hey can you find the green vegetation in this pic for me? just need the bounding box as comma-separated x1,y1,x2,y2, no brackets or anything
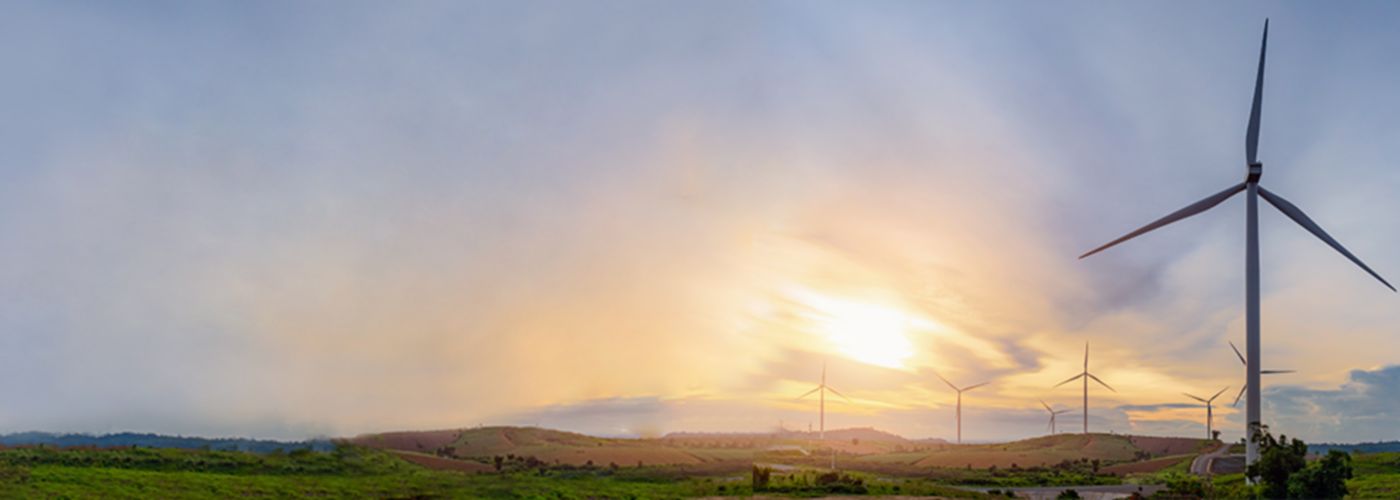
1347,452,1400,499
0,445,741,498
748,466,991,498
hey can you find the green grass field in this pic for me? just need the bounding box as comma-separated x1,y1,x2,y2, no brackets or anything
0,445,742,499
1348,452,1400,499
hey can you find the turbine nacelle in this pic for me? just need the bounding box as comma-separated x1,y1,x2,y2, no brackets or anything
1247,162,1262,183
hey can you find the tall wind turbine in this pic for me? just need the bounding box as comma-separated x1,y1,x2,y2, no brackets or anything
1040,400,1073,435
796,361,849,440
936,373,989,444
1229,341,1294,407
1184,387,1230,440
1078,20,1393,468
1053,342,1115,434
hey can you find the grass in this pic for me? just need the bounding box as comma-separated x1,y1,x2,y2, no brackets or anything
1348,452,1400,499
0,445,742,499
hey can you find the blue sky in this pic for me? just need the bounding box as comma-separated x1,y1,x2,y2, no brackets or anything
1,1,1398,443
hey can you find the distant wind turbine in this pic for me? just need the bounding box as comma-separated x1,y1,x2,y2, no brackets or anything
1229,341,1294,407
796,361,849,440
1040,400,1073,435
1184,387,1230,440
1077,20,1393,468
936,373,989,444
1053,342,1115,434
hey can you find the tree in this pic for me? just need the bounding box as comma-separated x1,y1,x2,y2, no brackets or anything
1286,450,1351,499
1246,429,1308,499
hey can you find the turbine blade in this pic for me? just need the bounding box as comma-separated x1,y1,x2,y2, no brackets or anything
1041,400,1053,412
796,386,821,400
1054,373,1086,388
1210,386,1230,402
1230,341,1247,366
1055,409,1073,415
1232,385,1247,407
1262,370,1296,374
1079,183,1247,259
1087,373,1116,392
963,382,991,392
1259,187,1395,291
826,386,852,403
1183,393,1208,404
1246,19,1268,165
935,373,959,392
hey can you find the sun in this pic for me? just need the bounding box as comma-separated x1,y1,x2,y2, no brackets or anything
793,289,918,370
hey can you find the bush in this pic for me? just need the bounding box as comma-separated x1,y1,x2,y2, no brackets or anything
1246,429,1307,499
1286,450,1351,499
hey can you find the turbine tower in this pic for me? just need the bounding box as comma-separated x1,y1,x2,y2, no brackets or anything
936,373,989,444
1184,387,1230,440
1040,400,1073,435
796,361,849,440
1230,341,1294,407
1078,20,1393,468
1053,342,1115,434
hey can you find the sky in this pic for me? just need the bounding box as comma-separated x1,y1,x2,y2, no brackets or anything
1,1,1399,444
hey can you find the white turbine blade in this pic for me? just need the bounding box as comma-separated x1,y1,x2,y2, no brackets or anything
935,373,959,392
1209,386,1230,402
1079,183,1247,259
796,386,821,400
962,382,991,392
826,386,852,403
1229,341,1247,366
1183,393,1208,404
1246,19,1268,165
1262,369,1296,374
1054,373,1086,388
1086,373,1116,392
1259,187,1396,292
1232,385,1247,407
1054,409,1073,415
1041,400,1053,412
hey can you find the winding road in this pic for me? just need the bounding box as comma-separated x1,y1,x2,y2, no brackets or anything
1190,442,1230,475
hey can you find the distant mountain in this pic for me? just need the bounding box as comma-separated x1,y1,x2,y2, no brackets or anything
0,432,333,453
1310,441,1400,454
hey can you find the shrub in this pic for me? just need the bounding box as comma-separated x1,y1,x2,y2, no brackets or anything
1286,450,1351,499
1246,429,1308,499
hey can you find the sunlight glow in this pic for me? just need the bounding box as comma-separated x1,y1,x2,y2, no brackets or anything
793,290,917,369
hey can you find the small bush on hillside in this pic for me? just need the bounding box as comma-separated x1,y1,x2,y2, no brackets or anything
1286,450,1351,499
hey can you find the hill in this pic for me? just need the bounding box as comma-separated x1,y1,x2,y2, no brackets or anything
353,426,745,467
0,432,332,453
354,426,1207,474
856,433,1209,469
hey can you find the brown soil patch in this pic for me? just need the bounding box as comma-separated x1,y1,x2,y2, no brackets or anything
387,450,494,473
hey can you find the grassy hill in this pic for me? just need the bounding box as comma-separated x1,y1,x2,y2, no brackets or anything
861,433,1207,469
354,426,1208,477
353,426,749,467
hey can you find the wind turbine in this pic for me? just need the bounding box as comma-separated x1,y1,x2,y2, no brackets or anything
1053,342,1115,434
935,373,989,444
1040,400,1073,435
796,361,849,440
1229,341,1294,407
1184,387,1230,440
1077,20,1393,468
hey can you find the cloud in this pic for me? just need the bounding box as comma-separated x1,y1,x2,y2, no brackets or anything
1254,365,1400,443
